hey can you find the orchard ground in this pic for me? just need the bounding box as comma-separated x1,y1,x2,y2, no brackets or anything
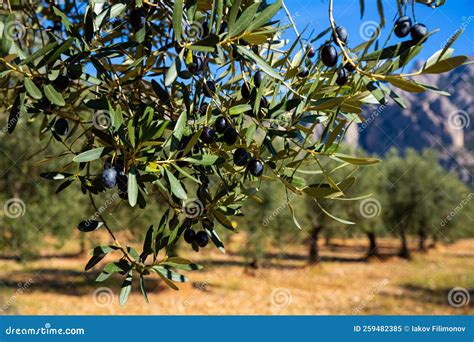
0,235,472,315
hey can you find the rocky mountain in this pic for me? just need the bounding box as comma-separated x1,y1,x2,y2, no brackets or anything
349,61,474,184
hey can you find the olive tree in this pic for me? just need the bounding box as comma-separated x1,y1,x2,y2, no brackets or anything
378,148,471,258
406,150,471,250
0,0,467,304
0,124,89,258
344,151,386,258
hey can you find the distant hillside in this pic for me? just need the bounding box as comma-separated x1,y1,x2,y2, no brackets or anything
349,62,474,185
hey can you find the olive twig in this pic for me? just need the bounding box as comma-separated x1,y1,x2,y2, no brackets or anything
87,168,138,267
282,1,306,51
328,0,423,81
0,58,32,77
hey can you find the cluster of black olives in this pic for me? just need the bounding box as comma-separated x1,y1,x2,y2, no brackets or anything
54,61,82,92
183,228,209,248
130,12,267,186
326,27,351,85
304,17,427,88
306,26,353,86
200,115,237,146
200,114,264,177
234,147,264,177
394,16,428,43
237,71,270,123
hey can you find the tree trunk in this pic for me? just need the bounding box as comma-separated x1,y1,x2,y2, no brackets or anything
249,258,260,269
324,235,331,247
366,231,378,257
418,229,427,252
308,225,322,265
399,227,411,259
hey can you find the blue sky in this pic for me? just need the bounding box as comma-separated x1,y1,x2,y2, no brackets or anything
283,0,474,67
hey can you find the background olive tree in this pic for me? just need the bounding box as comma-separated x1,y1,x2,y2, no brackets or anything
378,148,471,258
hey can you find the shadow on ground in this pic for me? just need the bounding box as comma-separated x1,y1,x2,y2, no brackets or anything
0,268,169,296
394,284,473,308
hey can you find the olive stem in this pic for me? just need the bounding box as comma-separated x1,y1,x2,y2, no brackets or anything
282,1,305,50
87,192,138,266
0,58,32,77
328,0,423,80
